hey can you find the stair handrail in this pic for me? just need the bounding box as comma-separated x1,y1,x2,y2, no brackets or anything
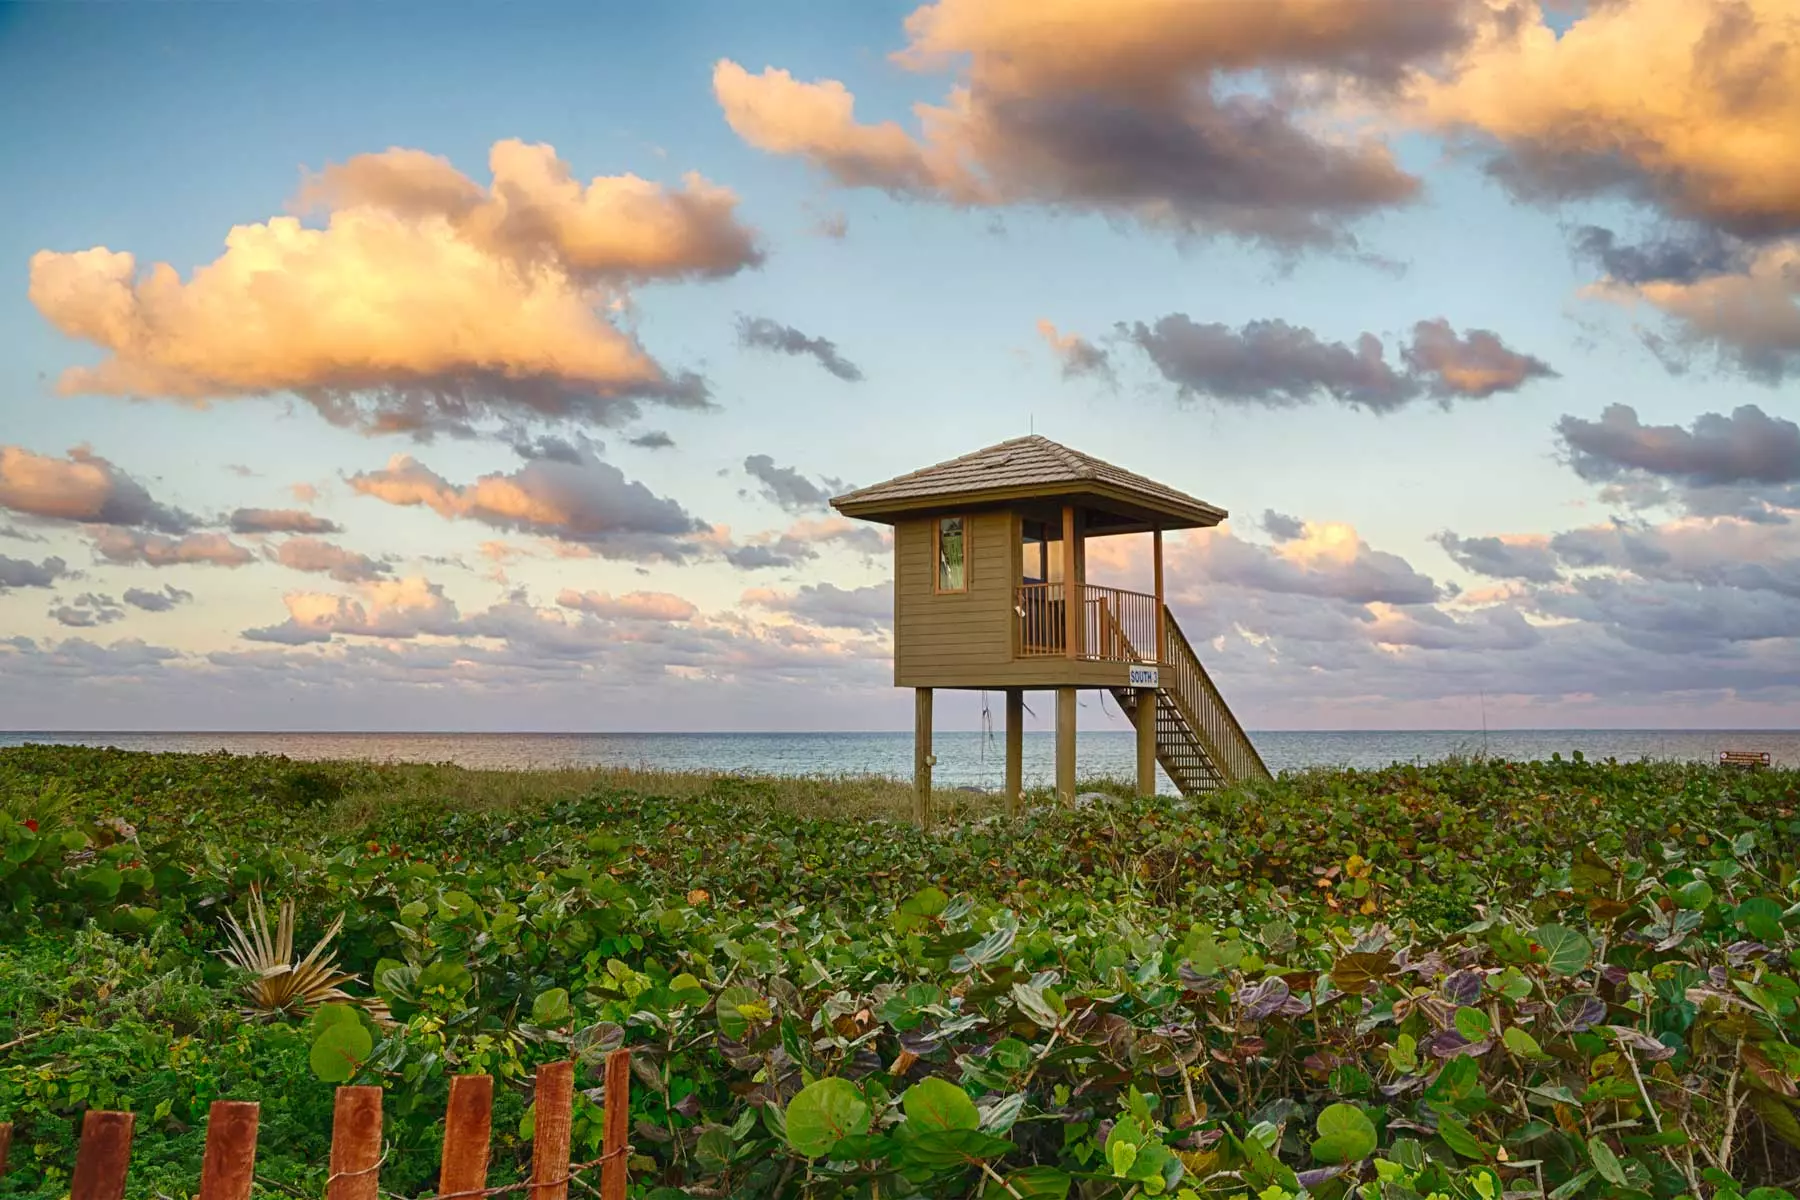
1159,607,1271,782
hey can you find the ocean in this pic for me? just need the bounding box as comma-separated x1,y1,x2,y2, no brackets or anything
2,729,1796,793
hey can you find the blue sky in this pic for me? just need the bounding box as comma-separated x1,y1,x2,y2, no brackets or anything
2,0,1797,733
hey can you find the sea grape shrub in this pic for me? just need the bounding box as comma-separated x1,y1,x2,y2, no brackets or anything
0,747,1798,1196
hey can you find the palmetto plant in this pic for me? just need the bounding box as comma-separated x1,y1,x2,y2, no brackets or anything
218,887,378,1021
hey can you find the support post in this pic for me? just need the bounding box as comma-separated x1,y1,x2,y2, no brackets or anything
326,1088,381,1200
1056,687,1077,806
1153,528,1166,664
1004,688,1023,815
913,687,933,828
1062,505,1079,659
198,1101,260,1200
1136,690,1157,798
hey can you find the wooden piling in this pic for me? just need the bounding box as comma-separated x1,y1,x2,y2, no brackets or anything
327,1086,383,1200
1004,688,1024,815
530,1060,575,1200
198,1100,259,1200
70,1110,134,1200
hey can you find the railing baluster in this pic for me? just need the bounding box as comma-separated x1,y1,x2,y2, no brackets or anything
530,1060,575,1200
440,1074,494,1197
198,1101,259,1200
328,1086,383,1200
70,1110,134,1200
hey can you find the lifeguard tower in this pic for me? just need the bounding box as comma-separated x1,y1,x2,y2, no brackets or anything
831,435,1270,821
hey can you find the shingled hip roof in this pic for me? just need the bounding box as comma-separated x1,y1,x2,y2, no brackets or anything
830,435,1225,529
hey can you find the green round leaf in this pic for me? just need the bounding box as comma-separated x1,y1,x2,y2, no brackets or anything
309,1018,373,1083
1532,923,1592,977
1675,879,1715,910
715,985,767,1039
1311,1103,1377,1164
903,1076,980,1132
784,1077,870,1159
531,987,571,1025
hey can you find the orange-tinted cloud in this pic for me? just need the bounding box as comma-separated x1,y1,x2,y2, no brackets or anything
0,445,193,532
1410,0,1800,237
90,528,254,568
269,536,390,583
716,1,1471,247
30,141,762,437
555,589,699,622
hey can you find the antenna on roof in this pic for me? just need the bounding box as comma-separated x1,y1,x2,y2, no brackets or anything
1029,413,1034,435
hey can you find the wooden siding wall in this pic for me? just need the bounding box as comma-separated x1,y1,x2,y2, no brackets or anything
895,510,1126,689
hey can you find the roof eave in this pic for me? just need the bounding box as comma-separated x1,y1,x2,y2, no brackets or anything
830,481,1226,530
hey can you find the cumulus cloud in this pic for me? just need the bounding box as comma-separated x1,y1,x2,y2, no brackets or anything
1122,315,1552,411
1036,320,1113,381
742,455,847,514
269,537,391,583
1556,404,1800,489
1434,532,1562,583
554,589,698,621
242,576,461,645
123,584,192,613
348,443,706,562
29,140,763,438
701,516,889,570
737,316,864,381
1261,511,1306,543
743,581,892,631
230,508,343,535
0,554,68,591
1410,0,1800,240
716,0,1475,249
0,445,194,532
50,592,126,628
629,431,675,451
91,528,254,569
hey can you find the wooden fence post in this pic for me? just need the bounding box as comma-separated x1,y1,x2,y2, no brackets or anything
439,1074,494,1197
327,1086,383,1200
0,1120,10,1176
70,1110,134,1200
198,1100,259,1200
601,1048,632,1200
530,1061,575,1200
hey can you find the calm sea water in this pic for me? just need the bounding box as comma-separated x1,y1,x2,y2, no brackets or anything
2,729,1796,793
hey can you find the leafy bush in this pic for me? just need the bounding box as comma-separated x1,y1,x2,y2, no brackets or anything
0,746,1796,1198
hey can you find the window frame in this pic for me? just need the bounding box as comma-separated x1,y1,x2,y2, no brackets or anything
934,514,969,594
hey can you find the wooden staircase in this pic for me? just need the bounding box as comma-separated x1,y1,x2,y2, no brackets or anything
1109,607,1270,795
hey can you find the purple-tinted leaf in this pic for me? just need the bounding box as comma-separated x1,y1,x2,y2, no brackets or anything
1237,977,1291,1021
1558,994,1607,1032
1443,969,1483,1006
1298,1166,1346,1189
1600,965,1630,986
1424,1030,1491,1059
1175,1128,1224,1150
1606,1025,1678,1062
1727,941,1770,966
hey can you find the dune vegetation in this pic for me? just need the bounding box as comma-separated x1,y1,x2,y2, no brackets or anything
1,744,1798,1198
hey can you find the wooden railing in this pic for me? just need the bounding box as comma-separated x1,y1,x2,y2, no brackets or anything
0,1051,633,1200
1016,584,1157,662
1159,609,1270,783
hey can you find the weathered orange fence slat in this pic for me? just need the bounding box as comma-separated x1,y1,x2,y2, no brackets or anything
8,1053,631,1195
328,1085,383,1200
602,1048,632,1200
70,1110,135,1200
198,1100,259,1200
531,1060,576,1200
440,1073,495,1196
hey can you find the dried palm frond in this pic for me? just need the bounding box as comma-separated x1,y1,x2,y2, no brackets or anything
218,887,381,1021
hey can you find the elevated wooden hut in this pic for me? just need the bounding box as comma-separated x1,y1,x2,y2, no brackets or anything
831,435,1269,820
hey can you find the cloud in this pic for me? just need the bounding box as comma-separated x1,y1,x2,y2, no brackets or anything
736,316,864,381
1184,519,1443,605
242,576,461,644
0,445,194,532
230,508,343,535
1036,320,1113,381
743,581,892,631
1584,238,1800,381
50,592,126,628
29,140,762,437
90,528,255,568
1260,511,1306,542
0,554,68,591
715,0,1474,249
742,455,846,513
1571,223,1753,286
348,443,706,561
1434,532,1562,583
1122,315,1553,411
269,536,391,583
555,589,698,621
629,431,675,450
1556,403,1800,488
123,584,192,613
699,516,890,570
1409,0,1800,240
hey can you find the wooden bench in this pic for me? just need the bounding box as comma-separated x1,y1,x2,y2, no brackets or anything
1720,750,1771,769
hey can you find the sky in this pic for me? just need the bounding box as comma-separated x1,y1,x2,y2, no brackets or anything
2,0,1798,734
